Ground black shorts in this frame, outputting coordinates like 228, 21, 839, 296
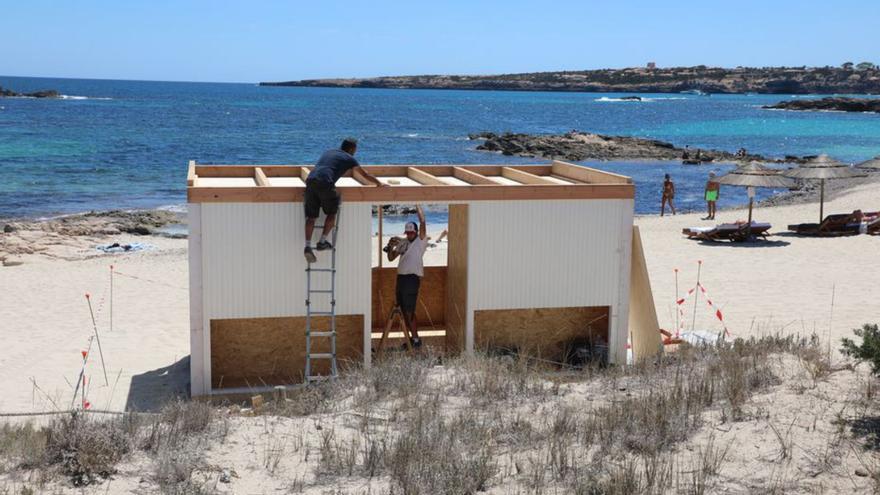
396, 274, 421, 314
304, 179, 340, 218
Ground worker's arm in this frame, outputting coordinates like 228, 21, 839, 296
417, 205, 426, 240
353, 166, 388, 187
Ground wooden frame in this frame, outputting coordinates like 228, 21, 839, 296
187, 161, 634, 203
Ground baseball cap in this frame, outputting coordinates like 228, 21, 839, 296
404, 222, 417, 233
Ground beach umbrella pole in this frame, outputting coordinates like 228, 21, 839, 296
819, 179, 825, 224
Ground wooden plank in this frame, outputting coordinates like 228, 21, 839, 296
552, 160, 632, 184
187, 183, 635, 203
446, 204, 468, 354
372, 266, 447, 330
628, 225, 662, 362
210, 315, 364, 388
501, 167, 556, 185
474, 306, 609, 362
254, 167, 269, 187
187, 160, 198, 186
407, 167, 448, 186
300, 167, 310, 181
453, 167, 497, 185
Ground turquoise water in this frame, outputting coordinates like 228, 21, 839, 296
2, 75, 879, 219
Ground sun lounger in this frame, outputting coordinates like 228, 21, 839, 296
682, 222, 771, 242
787, 213, 865, 237
867, 216, 880, 236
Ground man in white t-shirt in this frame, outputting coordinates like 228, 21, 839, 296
386, 205, 428, 348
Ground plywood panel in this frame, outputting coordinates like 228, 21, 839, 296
371, 266, 447, 330
628, 226, 662, 361
475, 307, 609, 362
210, 315, 364, 388
446, 204, 468, 354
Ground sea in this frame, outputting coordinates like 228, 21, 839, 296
2, 75, 880, 224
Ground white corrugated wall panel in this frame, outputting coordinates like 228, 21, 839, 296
467, 199, 632, 310
201, 203, 372, 320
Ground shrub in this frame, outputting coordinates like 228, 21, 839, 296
841, 324, 880, 374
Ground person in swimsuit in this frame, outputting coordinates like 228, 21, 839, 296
704, 172, 720, 220
661, 173, 676, 216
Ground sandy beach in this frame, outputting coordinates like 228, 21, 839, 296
1, 182, 879, 415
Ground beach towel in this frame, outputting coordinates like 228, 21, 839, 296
96, 242, 149, 254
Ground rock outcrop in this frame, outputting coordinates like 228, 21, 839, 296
470, 131, 791, 162
261, 66, 880, 94
0, 87, 60, 98
763, 97, 880, 113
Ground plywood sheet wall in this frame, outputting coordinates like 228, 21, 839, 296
371, 266, 446, 330
210, 315, 364, 389
474, 306, 609, 361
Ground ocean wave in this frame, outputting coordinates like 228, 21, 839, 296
156, 203, 188, 214
595, 96, 687, 102
60, 95, 113, 100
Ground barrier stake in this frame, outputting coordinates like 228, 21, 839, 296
691, 261, 702, 332
110, 265, 114, 332
86, 294, 109, 385
71, 337, 93, 409
674, 268, 680, 336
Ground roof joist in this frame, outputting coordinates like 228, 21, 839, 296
188, 161, 633, 203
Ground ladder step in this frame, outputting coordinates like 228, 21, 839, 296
309, 353, 334, 359
307, 268, 335, 272
307, 375, 335, 381
309, 311, 334, 316
310, 331, 335, 337
309, 289, 333, 293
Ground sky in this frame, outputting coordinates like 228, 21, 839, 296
1, 0, 878, 83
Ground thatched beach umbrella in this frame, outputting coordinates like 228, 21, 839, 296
857, 156, 880, 172
782, 154, 865, 223
717, 161, 795, 224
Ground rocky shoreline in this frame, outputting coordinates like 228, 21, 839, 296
763, 97, 880, 113
0, 86, 60, 98
470, 131, 802, 163
261, 65, 880, 94
0, 210, 182, 265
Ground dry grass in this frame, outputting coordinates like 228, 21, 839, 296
3, 332, 871, 493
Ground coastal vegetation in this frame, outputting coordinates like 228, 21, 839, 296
4, 335, 878, 493
261, 65, 880, 94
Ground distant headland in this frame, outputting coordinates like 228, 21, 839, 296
260, 64, 880, 94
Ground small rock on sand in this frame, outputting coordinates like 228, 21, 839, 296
3, 258, 24, 267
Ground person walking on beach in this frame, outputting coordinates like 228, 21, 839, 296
661, 173, 676, 216
703, 172, 720, 220
304, 138, 386, 263
385, 205, 428, 348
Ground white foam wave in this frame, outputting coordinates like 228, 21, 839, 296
156, 204, 188, 214
59, 95, 113, 100
595, 96, 687, 102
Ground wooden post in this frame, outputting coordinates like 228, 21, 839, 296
378, 206, 383, 268
819, 179, 825, 224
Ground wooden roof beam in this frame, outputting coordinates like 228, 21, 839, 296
452, 166, 496, 185
254, 167, 269, 187
408, 167, 448, 186
501, 167, 556, 185
552, 160, 632, 184
187, 160, 198, 186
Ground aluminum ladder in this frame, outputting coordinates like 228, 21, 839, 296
304, 211, 339, 383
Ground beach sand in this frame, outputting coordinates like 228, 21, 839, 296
1, 182, 878, 415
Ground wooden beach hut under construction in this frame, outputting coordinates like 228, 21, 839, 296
186, 160, 660, 396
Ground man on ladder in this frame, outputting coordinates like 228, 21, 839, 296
385, 205, 428, 348
303, 137, 386, 263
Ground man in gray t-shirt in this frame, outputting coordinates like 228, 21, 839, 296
303, 138, 386, 263
386, 205, 427, 348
